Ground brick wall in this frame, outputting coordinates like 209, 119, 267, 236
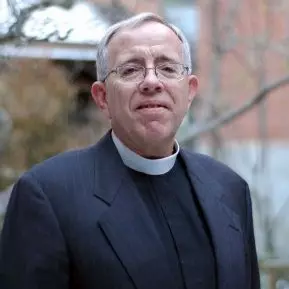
198, 0, 289, 140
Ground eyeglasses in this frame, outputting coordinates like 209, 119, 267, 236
102, 63, 189, 82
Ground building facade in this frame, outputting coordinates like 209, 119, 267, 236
197, 0, 289, 258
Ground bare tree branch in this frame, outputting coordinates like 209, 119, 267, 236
219, 0, 240, 53
179, 75, 289, 145
0, 0, 75, 44
0, 108, 12, 152
5, 0, 46, 40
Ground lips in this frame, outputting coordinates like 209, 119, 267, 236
136, 103, 169, 110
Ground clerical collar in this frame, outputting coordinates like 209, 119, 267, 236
111, 131, 179, 175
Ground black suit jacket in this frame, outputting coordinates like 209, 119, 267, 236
0, 132, 260, 289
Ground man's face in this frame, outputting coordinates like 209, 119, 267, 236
92, 21, 198, 157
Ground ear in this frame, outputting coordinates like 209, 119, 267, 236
91, 81, 111, 119
187, 75, 199, 109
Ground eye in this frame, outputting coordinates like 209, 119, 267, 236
119, 65, 142, 77
158, 63, 179, 74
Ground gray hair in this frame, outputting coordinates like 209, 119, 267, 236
96, 12, 192, 81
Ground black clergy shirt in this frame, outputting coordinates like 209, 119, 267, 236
127, 156, 217, 289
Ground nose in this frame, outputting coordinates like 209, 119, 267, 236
138, 68, 164, 95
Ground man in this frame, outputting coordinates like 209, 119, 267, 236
0, 13, 260, 289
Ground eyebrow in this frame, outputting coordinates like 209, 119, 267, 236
118, 55, 180, 67
119, 58, 143, 66
155, 55, 179, 63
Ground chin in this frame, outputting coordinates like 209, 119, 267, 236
139, 124, 175, 143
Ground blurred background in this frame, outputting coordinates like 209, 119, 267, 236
0, 0, 289, 288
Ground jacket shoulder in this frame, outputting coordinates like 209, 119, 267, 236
15, 144, 99, 206
27, 133, 111, 182
183, 150, 249, 217
28, 145, 95, 180
183, 150, 246, 186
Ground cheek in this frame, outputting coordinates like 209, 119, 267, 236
169, 85, 189, 107
107, 82, 135, 116
167, 86, 191, 120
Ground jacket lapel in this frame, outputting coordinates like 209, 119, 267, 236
180, 150, 247, 289
92, 133, 177, 289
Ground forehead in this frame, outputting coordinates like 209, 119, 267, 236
107, 22, 183, 66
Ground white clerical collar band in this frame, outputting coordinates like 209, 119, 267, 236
111, 131, 179, 175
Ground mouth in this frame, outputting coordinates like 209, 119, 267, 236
136, 103, 169, 110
